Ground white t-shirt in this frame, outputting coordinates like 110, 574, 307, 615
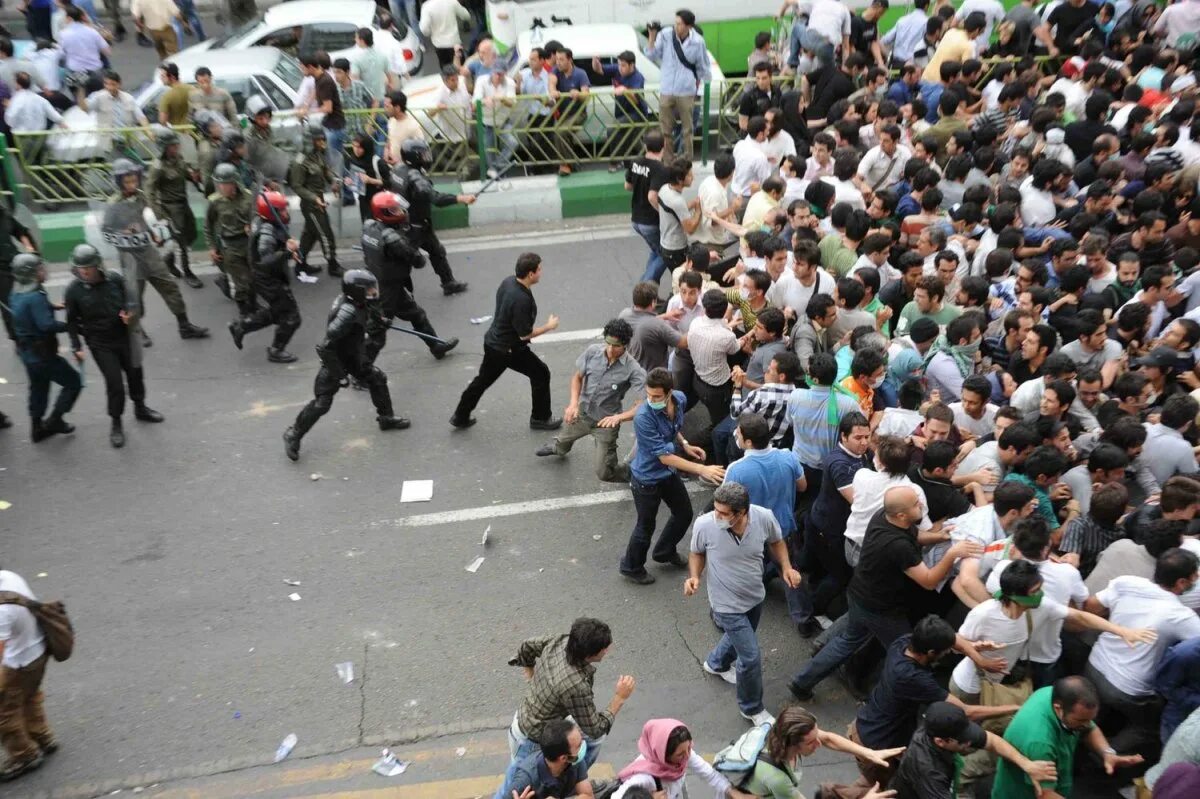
767, 268, 835, 316
958, 0, 1007, 41
695, 175, 735, 246
952, 598, 1067, 694
732, 137, 771, 198
987, 558, 1088, 662
1088, 575, 1200, 696
844, 472, 933, 547
432, 82, 472, 142
820, 175, 867, 210
0, 571, 46, 669
807, 0, 852, 45
876, 407, 923, 438
1019, 178, 1056, 227
950, 401, 997, 438
761, 130, 797, 167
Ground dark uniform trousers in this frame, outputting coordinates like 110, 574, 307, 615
20, 352, 81, 419
366, 285, 437, 361
90, 337, 146, 418
294, 359, 393, 437
454, 344, 552, 422
410, 227, 457, 287
242, 281, 301, 350
299, 200, 338, 267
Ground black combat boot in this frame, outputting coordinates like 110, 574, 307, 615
377, 416, 412, 430
228, 320, 245, 349
134, 404, 164, 423
267, 347, 297, 363
177, 314, 210, 339
109, 418, 125, 448
429, 336, 459, 360
283, 426, 301, 461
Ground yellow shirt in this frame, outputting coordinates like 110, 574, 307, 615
922, 28, 975, 84
131, 0, 179, 31
742, 190, 780, 233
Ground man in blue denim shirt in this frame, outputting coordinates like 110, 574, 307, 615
495, 719, 591, 799
643, 9, 710, 160
620, 367, 725, 584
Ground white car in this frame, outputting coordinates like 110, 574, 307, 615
404, 23, 725, 144
177, 0, 422, 79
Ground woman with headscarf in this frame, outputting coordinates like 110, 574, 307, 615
740, 706, 902, 798
613, 719, 754, 798
345, 133, 387, 222
878, 347, 923, 409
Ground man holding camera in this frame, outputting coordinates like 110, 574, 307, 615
643, 10, 711, 161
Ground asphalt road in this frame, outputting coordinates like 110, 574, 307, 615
0, 225, 872, 798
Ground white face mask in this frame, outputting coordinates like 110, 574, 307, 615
871, 375, 885, 389
738, 287, 751, 301
714, 516, 732, 531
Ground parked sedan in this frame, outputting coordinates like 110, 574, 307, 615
178, 0, 422, 78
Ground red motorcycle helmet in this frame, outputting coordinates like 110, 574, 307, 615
371, 191, 410, 225
256, 191, 289, 222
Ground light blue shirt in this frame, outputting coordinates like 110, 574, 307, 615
787, 386, 861, 469
1142, 423, 1199, 486
643, 28, 711, 96
518, 67, 551, 116
725, 448, 804, 534
881, 9, 928, 62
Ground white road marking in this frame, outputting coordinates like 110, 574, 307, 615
531, 327, 603, 345
377, 482, 707, 527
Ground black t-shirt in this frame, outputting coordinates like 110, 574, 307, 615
855, 635, 949, 750
907, 467, 971, 524
848, 509, 923, 615
626, 157, 669, 226
738, 85, 783, 120
316, 72, 345, 130
850, 14, 880, 58
485, 275, 537, 351
1047, 1, 1100, 52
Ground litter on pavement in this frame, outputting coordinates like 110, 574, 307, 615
372, 749, 410, 777
465, 556, 485, 573
274, 733, 298, 763
400, 480, 433, 502
481, 525, 491, 546
336, 662, 355, 683
288, 593, 301, 601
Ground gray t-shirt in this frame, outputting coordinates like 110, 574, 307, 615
619, 307, 683, 372
746, 339, 788, 384
657, 183, 691, 251
1061, 464, 1095, 516
690, 505, 782, 614
1060, 338, 1122, 372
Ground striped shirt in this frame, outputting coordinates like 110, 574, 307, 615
787, 385, 862, 468
688, 316, 740, 387
974, 105, 1018, 134
730, 383, 794, 446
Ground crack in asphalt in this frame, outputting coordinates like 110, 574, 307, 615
673, 616, 704, 668
357, 642, 369, 745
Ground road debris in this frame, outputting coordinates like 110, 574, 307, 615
372, 749, 409, 777
274, 733, 298, 763
465, 556, 485, 573
336, 662, 355, 683
288, 593, 301, 602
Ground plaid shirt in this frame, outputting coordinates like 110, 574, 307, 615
510, 634, 613, 741
730, 382, 793, 446
336, 78, 375, 136
1060, 515, 1124, 577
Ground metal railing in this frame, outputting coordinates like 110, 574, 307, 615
0, 56, 1064, 208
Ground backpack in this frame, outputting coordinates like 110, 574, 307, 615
0, 591, 75, 662
713, 721, 773, 786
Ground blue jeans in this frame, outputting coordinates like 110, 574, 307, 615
708, 602, 765, 715
483, 125, 519, 172
22, 354, 82, 419
326, 127, 353, 204
494, 721, 602, 799
172, 0, 205, 47
632, 221, 664, 283
763, 533, 810, 625
789, 597, 911, 692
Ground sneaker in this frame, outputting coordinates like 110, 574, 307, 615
620, 570, 656, 585
449, 414, 477, 429
740, 709, 775, 726
535, 444, 558, 457
0, 753, 43, 781
653, 552, 688, 568
796, 618, 823, 638
703, 661, 737, 685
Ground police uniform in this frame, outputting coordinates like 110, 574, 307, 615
234, 218, 302, 360
145, 150, 201, 285
289, 148, 341, 275
390, 161, 467, 293
361, 218, 457, 362
101, 174, 208, 342
204, 186, 256, 315
282, 271, 409, 461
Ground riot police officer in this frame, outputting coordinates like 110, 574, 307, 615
362, 191, 459, 365
145, 128, 204, 289
205, 162, 256, 317
389, 138, 473, 296
283, 270, 411, 461
102, 158, 209, 345
229, 191, 302, 363
206, 129, 259, 196
9, 253, 81, 442
290, 127, 342, 277
64, 244, 164, 448
244, 94, 290, 187
194, 109, 228, 183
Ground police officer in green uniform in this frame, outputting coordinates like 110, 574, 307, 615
194, 110, 227, 182
102, 159, 209, 346
205, 163, 257, 319
145, 128, 204, 289
289, 127, 343, 277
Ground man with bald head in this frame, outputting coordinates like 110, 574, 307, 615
790, 485, 984, 700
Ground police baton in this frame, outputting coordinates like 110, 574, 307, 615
476, 163, 516, 194
387, 324, 453, 346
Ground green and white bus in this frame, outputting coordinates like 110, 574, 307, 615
482, 0, 845, 74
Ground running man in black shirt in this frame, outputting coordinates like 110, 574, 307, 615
626, 130, 669, 283
451, 253, 563, 430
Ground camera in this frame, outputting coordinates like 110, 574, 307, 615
646, 20, 663, 33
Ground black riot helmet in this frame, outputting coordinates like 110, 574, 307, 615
221, 129, 246, 149
400, 138, 433, 169
341, 269, 379, 306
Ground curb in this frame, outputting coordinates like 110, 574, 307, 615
27, 165, 712, 263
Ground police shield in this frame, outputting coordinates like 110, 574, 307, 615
248, 138, 294, 184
